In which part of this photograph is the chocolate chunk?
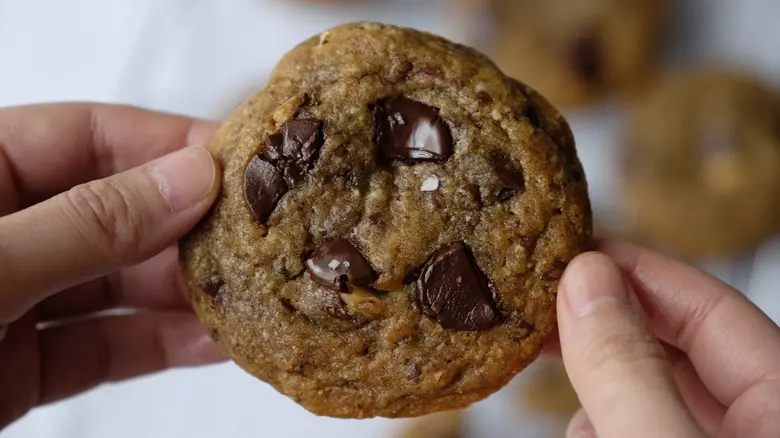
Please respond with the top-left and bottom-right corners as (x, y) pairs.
(279, 298), (297, 312)
(403, 264), (425, 285)
(245, 156), (287, 222)
(201, 275), (224, 299)
(286, 120), (323, 184)
(263, 132), (284, 162)
(525, 102), (541, 128)
(267, 119), (324, 187)
(465, 183), (483, 210)
(493, 153), (525, 201)
(542, 260), (568, 281)
(497, 188), (516, 202)
(397, 60), (414, 77)
(415, 242), (502, 331)
(244, 119), (324, 222)
(374, 96), (453, 163)
(422, 65), (442, 77)
(306, 238), (378, 291)
(477, 90), (493, 104)
(570, 33), (603, 85)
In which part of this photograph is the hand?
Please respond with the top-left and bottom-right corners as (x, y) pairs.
(557, 240), (780, 438)
(0, 103), (225, 430)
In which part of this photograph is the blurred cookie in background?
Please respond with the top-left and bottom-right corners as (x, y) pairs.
(459, 0), (666, 109)
(398, 410), (465, 438)
(521, 359), (580, 419)
(621, 70), (780, 260)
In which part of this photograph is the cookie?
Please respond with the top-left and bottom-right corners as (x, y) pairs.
(399, 411), (465, 438)
(622, 70), (780, 259)
(181, 22), (591, 418)
(464, 0), (665, 108)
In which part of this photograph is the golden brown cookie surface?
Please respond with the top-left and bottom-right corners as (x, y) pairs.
(181, 22), (591, 418)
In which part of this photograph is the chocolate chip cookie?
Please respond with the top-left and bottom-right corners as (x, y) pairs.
(466, 0), (665, 108)
(622, 70), (780, 259)
(181, 22), (591, 418)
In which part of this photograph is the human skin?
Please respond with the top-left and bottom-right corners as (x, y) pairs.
(1, 104), (778, 437)
(0, 103), (225, 429)
(558, 241), (780, 438)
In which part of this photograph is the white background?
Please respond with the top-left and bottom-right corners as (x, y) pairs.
(1, 1), (779, 437)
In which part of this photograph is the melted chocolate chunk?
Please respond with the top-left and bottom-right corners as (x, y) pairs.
(244, 119), (324, 222)
(374, 96), (453, 163)
(283, 120), (324, 184)
(306, 238), (378, 291)
(245, 156), (286, 223)
(570, 33), (603, 85)
(201, 275), (224, 299)
(414, 242), (502, 331)
(493, 153), (525, 201)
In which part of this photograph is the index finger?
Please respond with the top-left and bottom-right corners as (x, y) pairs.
(0, 103), (217, 207)
(599, 240), (780, 406)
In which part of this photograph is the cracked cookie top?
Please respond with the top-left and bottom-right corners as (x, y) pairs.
(180, 22), (591, 418)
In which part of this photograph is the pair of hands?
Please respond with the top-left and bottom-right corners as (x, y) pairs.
(0, 104), (778, 437)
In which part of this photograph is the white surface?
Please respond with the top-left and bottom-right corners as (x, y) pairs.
(1, 1), (779, 437)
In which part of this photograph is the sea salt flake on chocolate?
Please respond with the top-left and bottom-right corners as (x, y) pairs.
(306, 238), (378, 291)
(421, 175), (440, 192)
(374, 96), (453, 163)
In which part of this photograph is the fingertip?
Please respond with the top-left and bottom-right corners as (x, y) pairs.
(559, 251), (627, 317)
(150, 145), (221, 213)
(556, 250), (702, 436)
(197, 145), (222, 203)
(593, 239), (645, 268)
(562, 251), (618, 278)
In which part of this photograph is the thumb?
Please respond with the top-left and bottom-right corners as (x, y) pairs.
(0, 146), (219, 323)
(557, 252), (704, 438)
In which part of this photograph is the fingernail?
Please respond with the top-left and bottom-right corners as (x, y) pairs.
(561, 252), (629, 317)
(151, 146), (216, 212)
